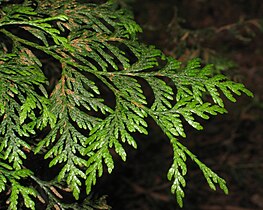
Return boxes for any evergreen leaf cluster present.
[0,0,252,209]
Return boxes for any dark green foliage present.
[0,0,252,209]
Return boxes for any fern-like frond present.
[0,0,253,208]
[167,139,187,207]
[0,163,36,210]
[85,102,146,194]
[8,179,37,210]
[163,58,253,106]
[0,54,47,169]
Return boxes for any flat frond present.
[0,0,252,208]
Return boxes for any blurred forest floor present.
[96,0,263,209]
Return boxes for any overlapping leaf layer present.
[0,0,252,209]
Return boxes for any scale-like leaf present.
[0,0,252,209]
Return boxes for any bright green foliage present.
[0,163,36,210]
[0,0,252,209]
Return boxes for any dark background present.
[97,0,263,209]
